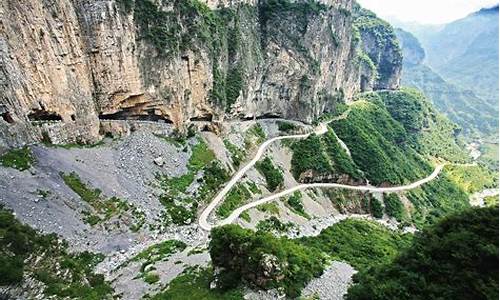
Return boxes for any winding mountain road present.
[198,111,444,231]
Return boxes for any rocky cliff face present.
[0,0,401,149]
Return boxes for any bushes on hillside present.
[346,206,499,300]
[209,225,326,297]
[255,157,284,192]
[384,193,405,221]
[0,206,113,298]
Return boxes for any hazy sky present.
[357,0,498,24]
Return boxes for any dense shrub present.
[255,157,284,192]
[286,191,308,218]
[290,134,332,179]
[370,198,384,219]
[331,100,432,185]
[210,225,326,297]
[383,193,405,221]
[0,206,113,298]
[216,184,251,218]
[346,206,499,300]
[150,266,243,300]
[300,219,412,270]
[407,174,469,228]
[0,147,35,171]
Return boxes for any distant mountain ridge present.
[397,5,499,108]
[396,28,498,137]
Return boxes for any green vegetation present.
[480,143,499,171]
[352,4,401,84]
[322,129,362,180]
[0,206,113,298]
[189,139,216,172]
[132,239,186,282]
[289,129,362,181]
[155,133,186,147]
[376,89,469,162]
[0,147,35,171]
[257,202,280,215]
[119,0,258,110]
[255,156,284,192]
[445,164,498,193]
[210,224,325,297]
[407,174,470,228]
[331,99,432,185]
[369,198,384,219]
[346,206,499,300]
[37,189,51,199]
[485,195,499,207]
[286,191,309,218]
[383,193,405,222]
[290,134,332,179]
[256,216,294,234]
[224,139,245,167]
[210,218,413,297]
[246,181,261,195]
[148,266,243,300]
[157,139,228,225]
[301,219,412,270]
[277,121,297,133]
[240,211,251,222]
[216,184,251,218]
[246,123,266,147]
[144,272,160,284]
[61,172,145,230]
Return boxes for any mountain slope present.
[410,6,499,106]
[396,28,498,137]
[346,206,499,300]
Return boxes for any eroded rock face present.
[0,0,401,149]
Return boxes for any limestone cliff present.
[0,0,401,149]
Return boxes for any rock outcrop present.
[0,0,402,149]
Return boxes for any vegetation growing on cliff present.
[286,191,309,218]
[375,88,468,162]
[157,138,229,225]
[289,128,362,182]
[346,206,499,300]
[0,206,113,299]
[209,219,413,297]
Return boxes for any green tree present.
[347,206,499,300]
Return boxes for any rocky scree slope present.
[0,0,401,150]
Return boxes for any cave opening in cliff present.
[28,109,63,122]
[98,110,173,123]
[190,114,213,122]
[242,113,282,121]
[1,112,14,124]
